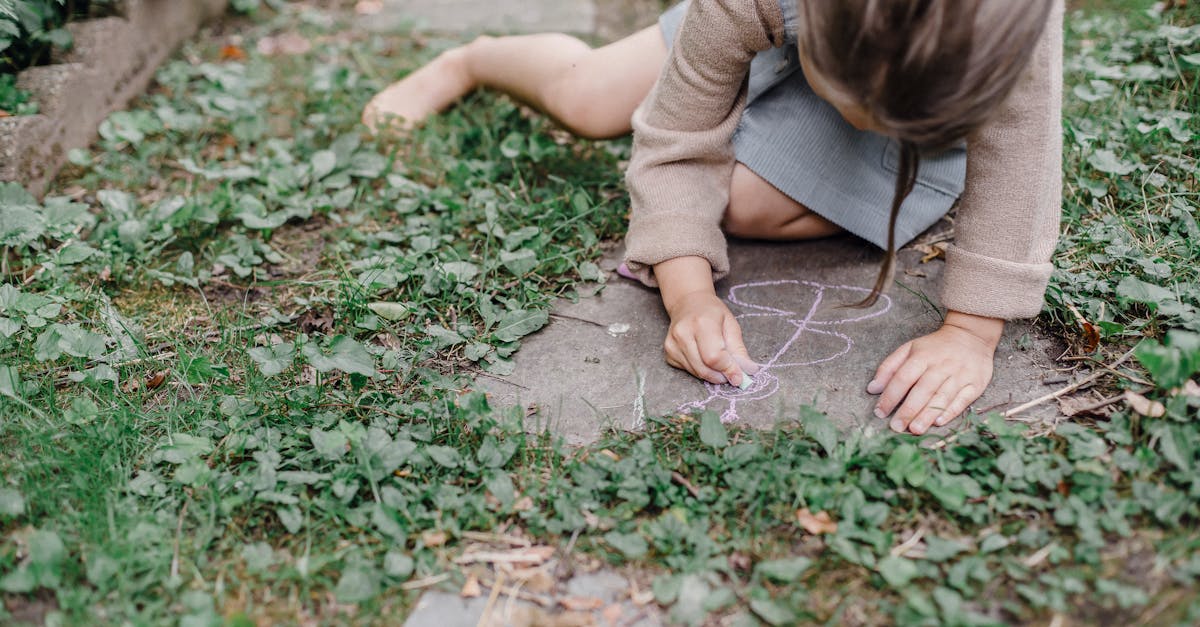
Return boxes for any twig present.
[1065,386,1153,416]
[890,524,928,558]
[1002,348,1136,419]
[479,571,505,627]
[463,366,530,390]
[670,471,701,499]
[171,496,191,581]
[549,313,606,328]
[476,575,555,608]
[1023,542,1058,569]
[400,573,451,591]
[460,531,531,547]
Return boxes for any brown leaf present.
[508,566,555,594]
[601,604,624,624]
[355,0,384,15]
[0,110,11,118]
[1081,322,1101,353]
[1124,391,1166,417]
[559,596,604,611]
[145,370,168,390]
[915,242,948,264]
[460,574,481,598]
[220,44,246,61]
[513,496,534,511]
[796,508,838,535]
[299,307,335,334]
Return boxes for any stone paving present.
[478,238,1064,445]
[369,0,663,37]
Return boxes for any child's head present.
[794,0,1054,303]
[796,0,1053,149]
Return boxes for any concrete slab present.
[370,0,596,35]
[477,237,1064,445]
[403,573,662,626]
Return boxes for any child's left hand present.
[867,311,1005,435]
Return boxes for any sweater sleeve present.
[940,0,1065,319]
[622,0,786,287]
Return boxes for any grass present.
[0,1,1198,625]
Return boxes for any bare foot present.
[362,44,478,133]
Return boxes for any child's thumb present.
[723,316,760,375]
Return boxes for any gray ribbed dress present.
[658,0,968,249]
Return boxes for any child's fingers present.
[680,329,728,385]
[934,384,981,427]
[665,333,724,384]
[868,341,912,395]
[888,370,949,432]
[722,315,760,375]
[695,318,743,386]
[875,357,927,419]
[906,377,959,434]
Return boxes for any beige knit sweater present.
[623,0,1064,320]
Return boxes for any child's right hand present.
[663,290,759,387]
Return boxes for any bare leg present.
[723,164,844,240]
[363,26,667,138]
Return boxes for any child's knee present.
[542,75,613,139]
[723,165,839,240]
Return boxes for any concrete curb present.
[0,0,229,197]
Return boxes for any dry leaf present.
[1124,391,1166,417]
[915,242,948,264]
[904,269,928,278]
[513,496,534,511]
[508,566,555,593]
[728,552,752,573]
[460,574,481,598]
[630,587,655,606]
[145,370,168,390]
[1058,394,1099,417]
[220,44,247,61]
[1181,379,1200,398]
[0,110,11,118]
[1080,322,1101,353]
[559,596,604,611]
[355,0,384,15]
[602,604,624,624]
[422,530,449,547]
[796,508,838,535]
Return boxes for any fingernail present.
[734,355,760,374]
[711,373,728,385]
[866,379,883,394]
[890,418,905,432]
[873,406,887,420]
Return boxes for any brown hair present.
[795,0,1053,306]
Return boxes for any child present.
[363,0,1064,436]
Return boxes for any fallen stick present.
[1001,347,1135,419]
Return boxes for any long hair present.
[795,0,1054,306]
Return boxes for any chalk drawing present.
[677,280,893,423]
